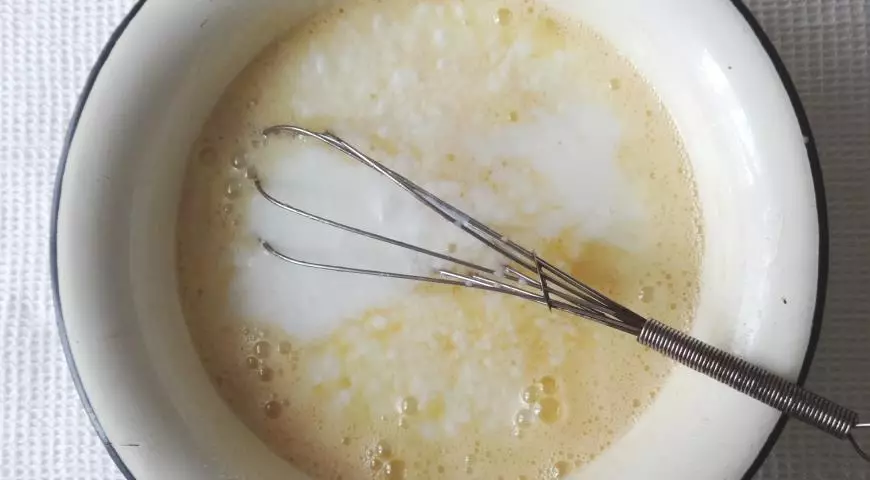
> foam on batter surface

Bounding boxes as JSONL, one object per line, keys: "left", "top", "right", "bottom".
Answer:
{"left": 176, "top": 0, "right": 703, "bottom": 478}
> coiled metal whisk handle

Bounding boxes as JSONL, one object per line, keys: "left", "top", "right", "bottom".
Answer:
{"left": 639, "top": 319, "right": 869, "bottom": 459}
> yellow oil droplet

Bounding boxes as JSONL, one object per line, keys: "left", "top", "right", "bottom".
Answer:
{"left": 639, "top": 286, "right": 655, "bottom": 303}
{"left": 341, "top": 437, "right": 351, "bottom": 446}
{"left": 494, "top": 8, "right": 513, "bottom": 25}
{"left": 264, "top": 400, "right": 282, "bottom": 419}
{"left": 278, "top": 341, "right": 292, "bottom": 354}
{"left": 521, "top": 384, "right": 542, "bottom": 404}
{"left": 632, "top": 398, "right": 641, "bottom": 408}
{"left": 253, "top": 340, "right": 271, "bottom": 358}
{"left": 508, "top": 110, "right": 519, "bottom": 122}
{"left": 399, "top": 396, "right": 418, "bottom": 415}
{"left": 539, "top": 376, "right": 557, "bottom": 394}
{"left": 384, "top": 459, "right": 405, "bottom": 479}
{"left": 375, "top": 441, "right": 391, "bottom": 458}
{"left": 535, "top": 397, "right": 561, "bottom": 424}
{"left": 552, "top": 460, "right": 571, "bottom": 478}
{"left": 245, "top": 356, "right": 259, "bottom": 369}
{"left": 609, "top": 78, "right": 622, "bottom": 91}
{"left": 257, "top": 366, "right": 274, "bottom": 382}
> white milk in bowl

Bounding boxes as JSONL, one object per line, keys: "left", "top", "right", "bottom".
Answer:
{"left": 176, "top": 0, "right": 703, "bottom": 478}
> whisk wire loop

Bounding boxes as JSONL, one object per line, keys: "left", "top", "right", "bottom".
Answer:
{"left": 253, "top": 125, "right": 868, "bottom": 460}
{"left": 258, "top": 125, "right": 643, "bottom": 334}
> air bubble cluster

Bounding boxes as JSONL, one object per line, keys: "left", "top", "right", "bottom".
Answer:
{"left": 513, "top": 375, "right": 562, "bottom": 436}
{"left": 365, "top": 440, "right": 405, "bottom": 479}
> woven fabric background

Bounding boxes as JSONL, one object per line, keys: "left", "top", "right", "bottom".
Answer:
{"left": 0, "top": 0, "right": 866, "bottom": 478}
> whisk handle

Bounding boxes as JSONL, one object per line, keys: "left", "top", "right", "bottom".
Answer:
{"left": 638, "top": 319, "right": 860, "bottom": 441}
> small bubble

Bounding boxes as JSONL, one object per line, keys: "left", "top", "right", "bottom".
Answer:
{"left": 251, "top": 134, "right": 269, "bottom": 150}
{"left": 341, "top": 437, "right": 351, "bottom": 446}
{"left": 608, "top": 78, "right": 621, "bottom": 90}
{"left": 245, "top": 356, "right": 259, "bottom": 369}
{"left": 398, "top": 416, "right": 409, "bottom": 429}
{"left": 398, "top": 396, "right": 418, "bottom": 415}
{"left": 225, "top": 180, "right": 243, "bottom": 199}
{"left": 639, "top": 286, "right": 655, "bottom": 303}
{"left": 514, "top": 408, "right": 535, "bottom": 427}
{"left": 257, "top": 366, "right": 274, "bottom": 382}
{"left": 253, "top": 340, "right": 271, "bottom": 358}
{"left": 375, "top": 441, "right": 391, "bottom": 458}
{"left": 244, "top": 166, "right": 258, "bottom": 180}
{"left": 494, "top": 8, "right": 513, "bottom": 25}
{"left": 264, "top": 400, "right": 282, "bottom": 419}
{"left": 278, "top": 341, "right": 292, "bottom": 354}
{"left": 521, "top": 385, "right": 541, "bottom": 404}
{"left": 669, "top": 303, "right": 677, "bottom": 311}
{"left": 384, "top": 459, "right": 405, "bottom": 479}
{"left": 368, "top": 457, "right": 383, "bottom": 472}
{"left": 231, "top": 153, "right": 248, "bottom": 170}
{"left": 508, "top": 110, "right": 519, "bottom": 122}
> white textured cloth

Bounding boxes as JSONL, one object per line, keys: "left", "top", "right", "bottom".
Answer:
{"left": 0, "top": 0, "right": 866, "bottom": 479}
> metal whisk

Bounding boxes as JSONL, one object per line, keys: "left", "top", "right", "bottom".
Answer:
{"left": 253, "top": 124, "right": 869, "bottom": 460}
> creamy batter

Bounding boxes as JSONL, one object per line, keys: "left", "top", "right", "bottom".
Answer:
{"left": 176, "top": 0, "right": 703, "bottom": 478}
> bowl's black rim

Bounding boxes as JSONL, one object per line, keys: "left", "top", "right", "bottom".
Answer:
{"left": 49, "top": 1, "right": 827, "bottom": 479}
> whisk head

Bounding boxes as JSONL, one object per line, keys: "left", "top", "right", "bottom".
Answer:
{"left": 251, "top": 125, "right": 646, "bottom": 335}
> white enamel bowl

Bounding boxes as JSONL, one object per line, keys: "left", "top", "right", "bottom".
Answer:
{"left": 51, "top": 0, "right": 826, "bottom": 478}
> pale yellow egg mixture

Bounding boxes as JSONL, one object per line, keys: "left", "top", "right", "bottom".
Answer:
{"left": 176, "top": 0, "right": 703, "bottom": 478}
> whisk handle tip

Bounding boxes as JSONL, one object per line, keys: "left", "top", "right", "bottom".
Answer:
{"left": 638, "top": 318, "right": 867, "bottom": 460}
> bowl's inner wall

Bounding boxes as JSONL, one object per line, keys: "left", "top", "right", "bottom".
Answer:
{"left": 56, "top": 0, "right": 818, "bottom": 478}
